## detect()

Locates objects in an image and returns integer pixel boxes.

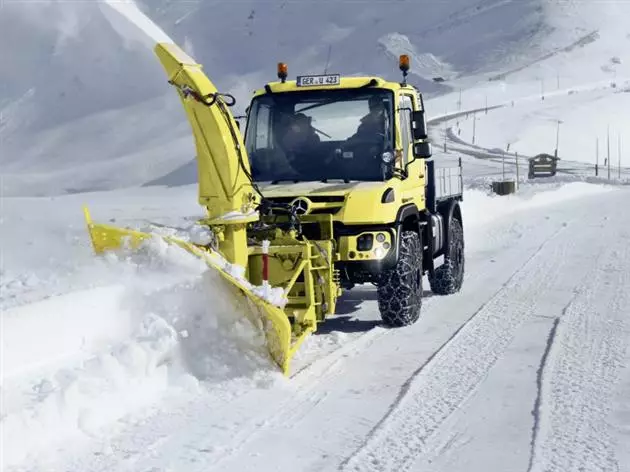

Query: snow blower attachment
[84,43,340,375]
[84,42,466,376]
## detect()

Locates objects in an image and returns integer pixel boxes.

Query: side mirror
[411,110,428,140]
[414,141,432,159]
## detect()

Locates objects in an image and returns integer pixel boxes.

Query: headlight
[381,151,394,163]
[356,234,374,251]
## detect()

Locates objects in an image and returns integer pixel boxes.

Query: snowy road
[7,184,625,472]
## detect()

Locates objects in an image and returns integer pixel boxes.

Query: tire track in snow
[526,281,599,472]
[200,222,574,470]
[336,222,565,463]
[527,235,630,472]
[527,316,560,472]
[338,218,594,472]
[404,218,615,472]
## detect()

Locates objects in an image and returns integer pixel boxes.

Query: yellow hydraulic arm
[154,43,259,268]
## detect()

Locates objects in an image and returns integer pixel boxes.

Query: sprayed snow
[206,249,288,308]
[187,223,215,246]
[101,0,173,46]
[127,219,288,308]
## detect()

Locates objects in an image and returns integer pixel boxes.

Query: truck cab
[242,57,465,326]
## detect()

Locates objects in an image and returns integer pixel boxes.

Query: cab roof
[252,76,419,98]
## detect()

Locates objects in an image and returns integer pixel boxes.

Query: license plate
[296,74,341,87]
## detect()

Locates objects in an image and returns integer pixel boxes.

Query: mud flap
[83,207,296,375]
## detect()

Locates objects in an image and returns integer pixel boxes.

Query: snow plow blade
[83,207,305,375]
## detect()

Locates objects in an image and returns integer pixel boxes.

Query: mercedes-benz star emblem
[290,197,312,215]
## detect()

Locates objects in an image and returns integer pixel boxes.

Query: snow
[379,33,457,81]
[2,0,630,470]
[3,179,626,471]
[463,180,614,224]
[101,0,174,46]
[452,85,630,166]
[2,235,281,467]
[341,198,627,472]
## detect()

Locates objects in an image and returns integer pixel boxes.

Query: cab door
[397,91,427,210]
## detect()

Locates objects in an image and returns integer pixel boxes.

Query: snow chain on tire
[429,217,464,295]
[377,230,423,327]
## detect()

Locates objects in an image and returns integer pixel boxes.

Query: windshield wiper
[271,178,301,184]
[321,178,350,183]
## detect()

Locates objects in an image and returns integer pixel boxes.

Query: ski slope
[2,0,630,470]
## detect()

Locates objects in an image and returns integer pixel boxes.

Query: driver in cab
[349,96,388,145]
[279,112,322,174]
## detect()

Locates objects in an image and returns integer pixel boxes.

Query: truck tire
[429,217,464,295]
[377,230,423,327]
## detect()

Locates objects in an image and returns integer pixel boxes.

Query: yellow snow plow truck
[84,42,465,376]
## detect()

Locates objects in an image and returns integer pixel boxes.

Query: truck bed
[434,160,463,201]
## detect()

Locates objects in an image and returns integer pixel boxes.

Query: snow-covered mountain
[0,0,592,196]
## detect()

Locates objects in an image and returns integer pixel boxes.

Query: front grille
[309,207,342,215]
[266,195,345,215]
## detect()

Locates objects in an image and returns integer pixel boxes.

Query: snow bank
[1,237,282,467]
[3,285,132,379]
[462,180,617,229]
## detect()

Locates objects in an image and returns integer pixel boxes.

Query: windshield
[244,88,395,183]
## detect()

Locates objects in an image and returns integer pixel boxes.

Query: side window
[398,95,413,165]
[255,104,271,149]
